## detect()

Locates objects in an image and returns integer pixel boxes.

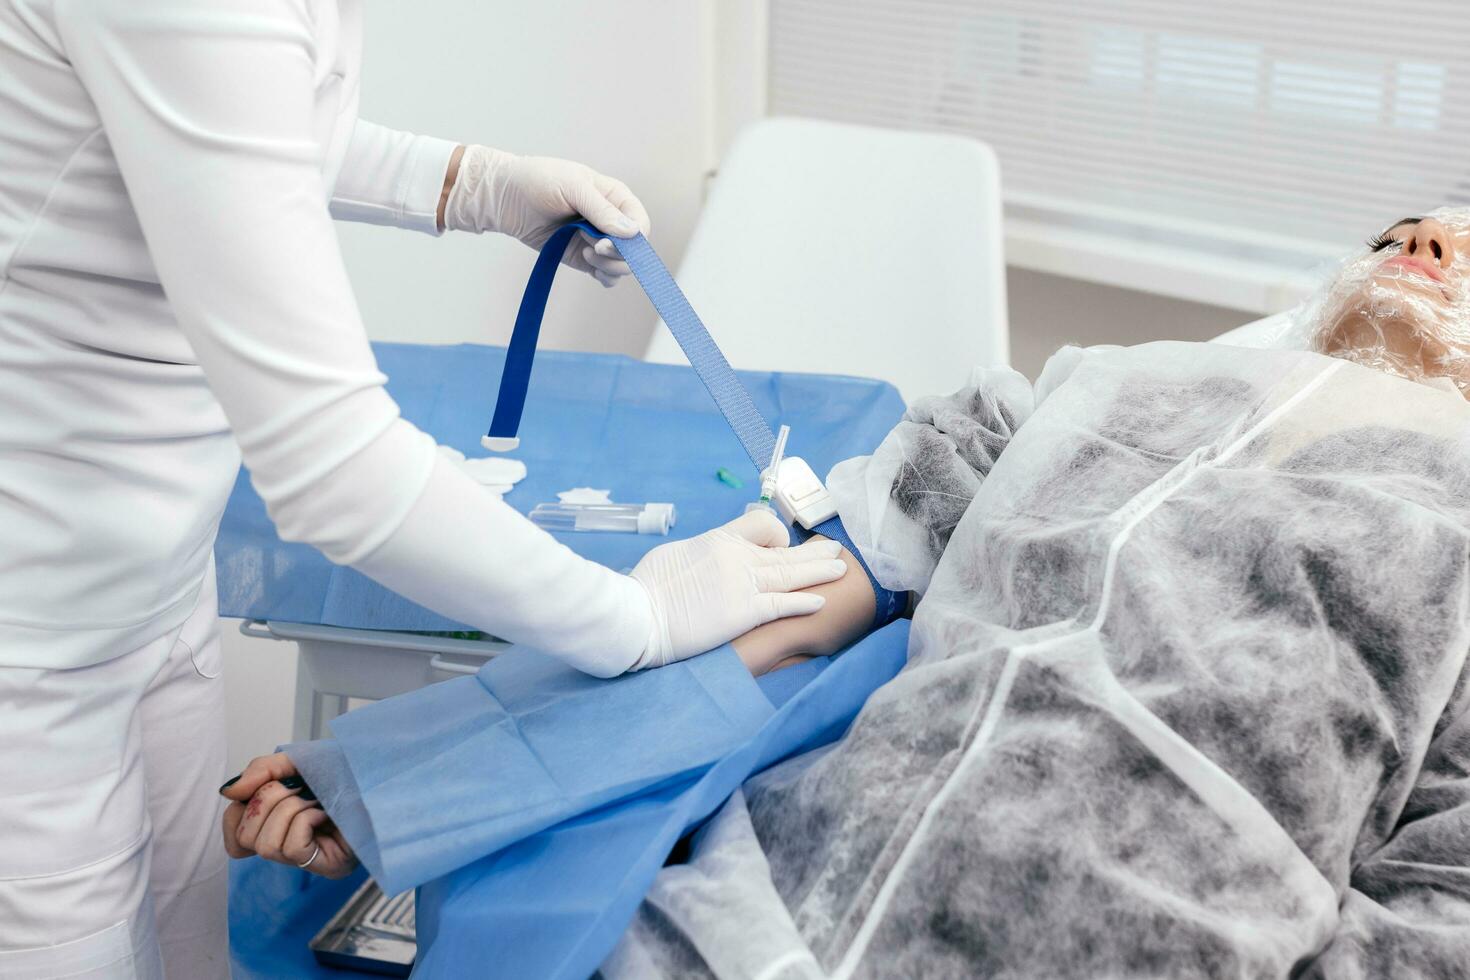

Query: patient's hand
[732,538,877,675]
[220,753,357,879]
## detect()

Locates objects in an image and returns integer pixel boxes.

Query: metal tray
[308,879,416,977]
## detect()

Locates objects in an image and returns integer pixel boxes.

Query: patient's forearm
[733,539,877,675]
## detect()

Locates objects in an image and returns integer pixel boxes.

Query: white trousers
[0,569,229,979]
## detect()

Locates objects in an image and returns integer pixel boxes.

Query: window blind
[768,0,1470,257]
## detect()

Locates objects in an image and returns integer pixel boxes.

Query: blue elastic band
[488,221,904,627]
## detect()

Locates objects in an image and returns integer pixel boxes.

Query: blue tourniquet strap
[487,221,903,626]
[487,223,581,442]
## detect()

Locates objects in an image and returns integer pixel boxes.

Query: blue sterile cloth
[413,621,910,980]
[237,625,904,980]
[291,643,775,897]
[228,858,369,979]
[215,342,904,630]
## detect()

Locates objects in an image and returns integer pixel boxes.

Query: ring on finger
[298,845,322,869]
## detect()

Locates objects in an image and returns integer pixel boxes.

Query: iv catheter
[759,425,790,506]
[747,424,790,517]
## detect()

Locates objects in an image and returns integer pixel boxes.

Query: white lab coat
[0,1,652,973]
[0,0,652,674]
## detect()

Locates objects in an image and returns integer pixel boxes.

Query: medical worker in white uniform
[0,2,849,976]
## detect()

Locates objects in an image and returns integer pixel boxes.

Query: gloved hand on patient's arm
[443,143,650,287]
[730,536,879,676]
[220,753,358,879]
[627,509,851,672]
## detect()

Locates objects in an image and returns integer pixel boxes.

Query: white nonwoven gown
[604,341,1470,979]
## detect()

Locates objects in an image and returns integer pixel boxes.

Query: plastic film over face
[1304,206,1470,397]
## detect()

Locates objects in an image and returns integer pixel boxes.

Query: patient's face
[1308,208,1470,397]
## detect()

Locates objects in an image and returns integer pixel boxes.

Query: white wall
[223,1,718,774]
[337,1,716,356]
[222,629,299,775]
[1007,269,1255,380]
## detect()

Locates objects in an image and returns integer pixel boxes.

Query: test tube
[528,502,675,535]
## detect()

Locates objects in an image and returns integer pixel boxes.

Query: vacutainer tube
[528,502,675,535]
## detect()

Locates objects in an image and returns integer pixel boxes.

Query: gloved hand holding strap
[486,220,906,629]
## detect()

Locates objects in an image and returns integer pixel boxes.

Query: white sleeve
[55,0,652,676]
[329,119,458,235]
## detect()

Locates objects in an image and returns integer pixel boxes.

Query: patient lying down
[739,208,1470,677]
[606,209,1470,978]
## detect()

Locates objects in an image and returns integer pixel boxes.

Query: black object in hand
[280,774,318,802]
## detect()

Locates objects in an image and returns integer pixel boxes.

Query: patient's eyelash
[1367,216,1423,252]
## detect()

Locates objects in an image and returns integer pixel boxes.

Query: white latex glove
[444,144,651,287]
[627,509,850,671]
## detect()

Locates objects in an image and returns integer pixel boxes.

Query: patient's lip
[1382,254,1447,283]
